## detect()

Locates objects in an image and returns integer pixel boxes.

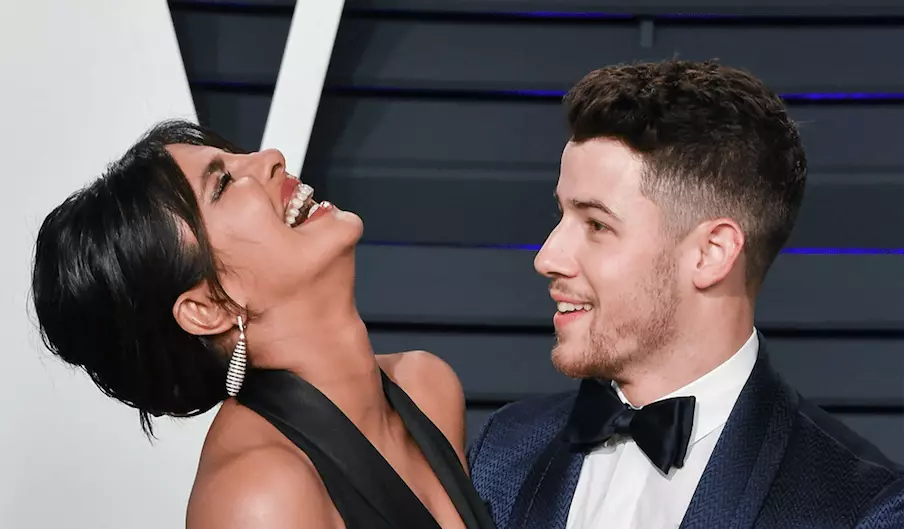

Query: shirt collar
[613,328,759,446]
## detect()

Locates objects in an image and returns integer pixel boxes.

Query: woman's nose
[247,148,287,182]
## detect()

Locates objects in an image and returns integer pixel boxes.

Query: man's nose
[534,228,579,279]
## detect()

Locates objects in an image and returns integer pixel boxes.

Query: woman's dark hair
[31,119,246,438]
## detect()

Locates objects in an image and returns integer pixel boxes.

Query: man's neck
[616,307,755,407]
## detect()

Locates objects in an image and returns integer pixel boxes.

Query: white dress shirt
[564,329,759,529]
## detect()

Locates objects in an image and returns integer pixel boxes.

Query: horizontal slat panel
[305,96,904,172]
[464,408,904,463]
[370,331,904,405]
[171,9,904,94]
[328,18,904,94]
[191,90,271,152]
[354,245,904,329]
[169,0,904,17]
[466,407,496,445]
[372,332,573,398]
[835,414,904,465]
[189,89,904,248]
[769,338,904,406]
[170,0,904,16]
[345,0,904,17]
[170,0,295,9]
[788,176,904,248]
[171,10,289,85]
[304,95,904,247]
[319,169,904,248]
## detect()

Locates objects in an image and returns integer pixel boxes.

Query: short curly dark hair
[564,59,807,287]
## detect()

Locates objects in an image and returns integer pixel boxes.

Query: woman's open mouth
[283,180,316,228]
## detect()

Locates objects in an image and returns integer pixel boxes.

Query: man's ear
[172,282,235,337]
[690,218,745,290]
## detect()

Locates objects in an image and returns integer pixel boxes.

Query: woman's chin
[334,209,365,243]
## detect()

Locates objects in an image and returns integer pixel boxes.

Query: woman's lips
[280,177,300,210]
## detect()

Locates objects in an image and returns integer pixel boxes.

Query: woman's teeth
[307,202,321,219]
[284,183,314,227]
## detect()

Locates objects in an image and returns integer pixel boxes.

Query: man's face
[534,138,683,380]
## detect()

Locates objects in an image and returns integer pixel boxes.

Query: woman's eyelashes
[212,172,233,202]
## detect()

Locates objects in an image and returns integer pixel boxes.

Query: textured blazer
[468,336,904,528]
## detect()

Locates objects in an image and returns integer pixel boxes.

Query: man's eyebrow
[553,192,623,222]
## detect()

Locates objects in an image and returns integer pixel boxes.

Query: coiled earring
[225,315,247,397]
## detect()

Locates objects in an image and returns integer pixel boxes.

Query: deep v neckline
[236,367,496,529]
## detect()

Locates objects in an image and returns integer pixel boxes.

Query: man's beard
[552,248,680,380]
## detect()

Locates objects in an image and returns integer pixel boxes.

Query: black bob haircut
[32,120,247,438]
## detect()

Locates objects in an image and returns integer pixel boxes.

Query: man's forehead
[563,138,642,180]
[558,160,640,202]
[557,142,655,222]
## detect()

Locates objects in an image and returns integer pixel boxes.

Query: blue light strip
[472,11,904,21]
[480,11,741,20]
[782,92,904,101]
[496,11,633,19]
[781,248,904,255]
[193,83,904,101]
[363,241,904,255]
[342,85,904,102]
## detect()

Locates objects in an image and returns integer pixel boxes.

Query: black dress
[236,367,498,529]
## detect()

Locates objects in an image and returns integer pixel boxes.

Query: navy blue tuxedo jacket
[468,340,904,528]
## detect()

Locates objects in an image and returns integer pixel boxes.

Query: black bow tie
[562,378,696,474]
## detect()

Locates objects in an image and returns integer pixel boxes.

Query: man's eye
[587,219,608,232]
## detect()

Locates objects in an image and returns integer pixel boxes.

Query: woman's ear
[172,282,235,336]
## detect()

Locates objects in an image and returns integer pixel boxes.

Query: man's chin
[551,343,599,380]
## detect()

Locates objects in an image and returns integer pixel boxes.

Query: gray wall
[169,0,904,462]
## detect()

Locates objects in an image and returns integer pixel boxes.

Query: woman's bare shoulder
[376,351,467,467]
[186,445,344,529]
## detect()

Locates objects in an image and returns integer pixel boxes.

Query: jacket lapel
[679,337,797,529]
[506,431,584,529]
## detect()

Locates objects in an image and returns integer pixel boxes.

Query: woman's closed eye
[212,172,233,202]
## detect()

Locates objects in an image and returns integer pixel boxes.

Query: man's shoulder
[769,391,904,523]
[468,389,577,470]
[479,390,578,442]
[794,396,903,478]
[756,341,903,487]
[466,390,579,528]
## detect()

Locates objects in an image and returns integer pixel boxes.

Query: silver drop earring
[225,315,247,397]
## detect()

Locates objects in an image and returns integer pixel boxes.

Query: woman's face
[168,143,363,312]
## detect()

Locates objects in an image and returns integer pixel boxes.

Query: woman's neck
[243,291,392,437]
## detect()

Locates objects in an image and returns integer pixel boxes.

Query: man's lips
[550,293,592,304]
